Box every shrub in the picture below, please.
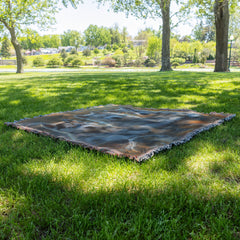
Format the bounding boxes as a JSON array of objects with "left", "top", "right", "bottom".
[
  {"left": 106, "top": 45, "right": 112, "bottom": 51},
  {"left": 112, "top": 55, "right": 123, "bottom": 67},
  {"left": 171, "top": 62, "right": 180, "bottom": 68},
  {"left": 94, "top": 58, "right": 101, "bottom": 66},
  {"left": 112, "top": 44, "right": 119, "bottom": 51},
  {"left": 144, "top": 58, "right": 156, "bottom": 67},
  {"left": 47, "top": 57, "right": 62, "bottom": 68},
  {"left": 82, "top": 49, "right": 91, "bottom": 57},
  {"left": 64, "top": 56, "right": 75, "bottom": 66},
  {"left": 71, "top": 57, "right": 83, "bottom": 67},
  {"left": 170, "top": 58, "right": 185, "bottom": 65},
  {"left": 103, "top": 49, "right": 108, "bottom": 55},
  {"left": 60, "top": 49, "right": 68, "bottom": 60},
  {"left": 114, "top": 49, "right": 124, "bottom": 55},
  {"left": 22, "top": 56, "right": 28, "bottom": 65},
  {"left": 102, "top": 57, "right": 116, "bottom": 67},
  {"left": 122, "top": 47, "right": 128, "bottom": 53},
  {"left": 33, "top": 56, "right": 45, "bottom": 67},
  {"left": 94, "top": 48, "right": 99, "bottom": 54},
  {"left": 70, "top": 48, "right": 78, "bottom": 55},
  {"left": 133, "top": 58, "right": 143, "bottom": 67}
]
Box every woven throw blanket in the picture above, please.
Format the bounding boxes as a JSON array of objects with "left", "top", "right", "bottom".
[{"left": 5, "top": 105, "right": 235, "bottom": 162}]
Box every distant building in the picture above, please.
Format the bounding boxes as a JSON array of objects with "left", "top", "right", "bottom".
[{"left": 39, "top": 48, "right": 58, "bottom": 54}]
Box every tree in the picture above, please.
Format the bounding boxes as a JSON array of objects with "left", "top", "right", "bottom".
[
  {"left": 109, "top": 24, "right": 121, "bottom": 45},
  {"left": 121, "top": 27, "right": 129, "bottom": 44},
  {"left": 40, "top": 34, "right": 61, "bottom": 48},
  {"left": 20, "top": 29, "right": 42, "bottom": 51},
  {"left": 0, "top": 0, "right": 82, "bottom": 73},
  {"left": 84, "top": 25, "right": 111, "bottom": 47},
  {"left": 193, "top": 21, "right": 215, "bottom": 42},
  {"left": 96, "top": 0, "right": 177, "bottom": 71},
  {"left": 188, "top": 0, "right": 239, "bottom": 72},
  {"left": 146, "top": 36, "right": 162, "bottom": 63},
  {"left": 229, "top": 5, "right": 240, "bottom": 40},
  {"left": 61, "top": 30, "right": 83, "bottom": 49},
  {"left": 1, "top": 36, "right": 11, "bottom": 59}
]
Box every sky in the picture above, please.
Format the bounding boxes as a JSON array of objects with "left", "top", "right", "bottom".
[{"left": 40, "top": 1, "right": 195, "bottom": 37}]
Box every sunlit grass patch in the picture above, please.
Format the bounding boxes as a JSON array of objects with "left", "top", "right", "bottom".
[{"left": 0, "top": 71, "right": 239, "bottom": 239}]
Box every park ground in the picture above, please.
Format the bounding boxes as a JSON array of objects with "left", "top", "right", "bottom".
[{"left": 0, "top": 71, "right": 240, "bottom": 239}]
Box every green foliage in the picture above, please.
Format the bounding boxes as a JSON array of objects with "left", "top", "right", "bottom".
[
  {"left": 102, "top": 57, "right": 116, "bottom": 67},
  {"left": 93, "top": 48, "right": 100, "bottom": 54},
  {"left": 146, "top": 36, "right": 161, "bottom": 63},
  {"left": 112, "top": 43, "right": 119, "bottom": 51},
  {"left": 40, "top": 34, "right": 61, "bottom": 48},
  {"left": 60, "top": 49, "right": 68, "bottom": 60},
  {"left": 47, "top": 57, "right": 63, "bottom": 68},
  {"left": 112, "top": 55, "right": 123, "bottom": 67},
  {"left": 0, "top": 37, "right": 11, "bottom": 59},
  {"left": 19, "top": 29, "right": 42, "bottom": 51},
  {"left": 133, "top": 58, "right": 144, "bottom": 67},
  {"left": 103, "top": 49, "right": 108, "bottom": 55},
  {"left": 71, "top": 57, "right": 83, "bottom": 67},
  {"left": 82, "top": 49, "right": 91, "bottom": 57},
  {"left": 64, "top": 55, "right": 76, "bottom": 66},
  {"left": 109, "top": 24, "right": 121, "bottom": 45},
  {"left": 84, "top": 25, "right": 111, "bottom": 47},
  {"left": 106, "top": 44, "right": 112, "bottom": 51},
  {"left": 22, "top": 56, "right": 28, "bottom": 65},
  {"left": 70, "top": 48, "right": 78, "bottom": 55},
  {"left": 61, "top": 30, "right": 83, "bottom": 49},
  {"left": 64, "top": 55, "right": 83, "bottom": 67},
  {"left": 122, "top": 47, "right": 128, "bottom": 53},
  {"left": 170, "top": 58, "right": 186, "bottom": 65},
  {"left": 0, "top": 1, "right": 60, "bottom": 32},
  {"left": 171, "top": 62, "right": 180, "bottom": 68},
  {"left": 33, "top": 56, "right": 45, "bottom": 67},
  {"left": 144, "top": 58, "right": 157, "bottom": 67}
]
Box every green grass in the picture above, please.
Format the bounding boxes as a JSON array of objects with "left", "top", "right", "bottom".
[{"left": 0, "top": 71, "right": 239, "bottom": 239}]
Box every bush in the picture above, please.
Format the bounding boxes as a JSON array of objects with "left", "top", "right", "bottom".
[
  {"left": 70, "top": 48, "right": 78, "bottom": 55},
  {"left": 94, "top": 58, "right": 101, "bottom": 66},
  {"left": 22, "top": 56, "right": 28, "bottom": 65},
  {"left": 102, "top": 57, "right": 116, "bottom": 67},
  {"left": 122, "top": 47, "right": 128, "bottom": 53},
  {"left": 144, "top": 58, "right": 156, "bottom": 67},
  {"left": 64, "top": 56, "right": 75, "bottom": 66},
  {"left": 47, "top": 57, "right": 63, "bottom": 68},
  {"left": 112, "top": 55, "right": 123, "bottom": 67},
  {"left": 82, "top": 49, "right": 91, "bottom": 57},
  {"left": 71, "top": 57, "right": 83, "bottom": 67},
  {"left": 112, "top": 44, "right": 119, "bottom": 51},
  {"left": 60, "top": 49, "right": 68, "bottom": 60},
  {"left": 171, "top": 62, "right": 180, "bottom": 68},
  {"left": 170, "top": 58, "right": 185, "bottom": 65},
  {"left": 103, "top": 49, "right": 108, "bottom": 55},
  {"left": 94, "top": 48, "right": 99, "bottom": 54},
  {"left": 106, "top": 45, "right": 112, "bottom": 51},
  {"left": 133, "top": 58, "right": 143, "bottom": 67},
  {"left": 33, "top": 56, "right": 45, "bottom": 67}
]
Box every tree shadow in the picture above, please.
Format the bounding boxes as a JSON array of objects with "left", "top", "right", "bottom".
[{"left": 0, "top": 71, "right": 240, "bottom": 239}]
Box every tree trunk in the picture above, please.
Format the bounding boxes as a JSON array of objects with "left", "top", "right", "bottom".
[
  {"left": 9, "top": 27, "right": 24, "bottom": 73},
  {"left": 214, "top": 0, "right": 229, "bottom": 72},
  {"left": 160, "top": 0, "right": 172, "bottom": 71}
]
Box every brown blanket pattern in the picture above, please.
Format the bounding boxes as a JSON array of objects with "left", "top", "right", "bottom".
[{"left": 5, "top": 105, "right": 235, "bottom": 161}]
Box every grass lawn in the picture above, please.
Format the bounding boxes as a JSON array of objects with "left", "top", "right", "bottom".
[{"left": 0, "top": 71, "right": 239, "bottom": 239}]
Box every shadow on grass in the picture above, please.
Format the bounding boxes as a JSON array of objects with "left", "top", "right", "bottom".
[
  {"left": 0, "top": 137, "right": 239, "bottom": 239},
  {"left": 0, "top": 71, "right": 240, "bottom": 239}
]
